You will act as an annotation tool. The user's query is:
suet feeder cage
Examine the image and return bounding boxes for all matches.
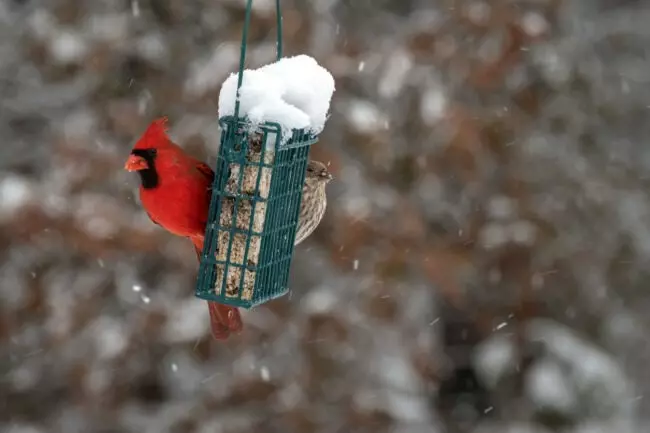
[195,0,319,308]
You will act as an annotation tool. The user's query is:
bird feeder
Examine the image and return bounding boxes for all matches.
[195,0,320,308]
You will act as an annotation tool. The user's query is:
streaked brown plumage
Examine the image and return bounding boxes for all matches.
[295,160,332,245]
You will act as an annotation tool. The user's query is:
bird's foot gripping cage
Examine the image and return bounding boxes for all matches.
[195,0,320,308]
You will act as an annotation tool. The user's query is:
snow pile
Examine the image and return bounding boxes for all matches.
[474,319,635,421]
[0,175,35,221]
[218,55,335,136]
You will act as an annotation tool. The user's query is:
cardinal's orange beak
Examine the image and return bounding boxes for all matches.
[124,154,148,172]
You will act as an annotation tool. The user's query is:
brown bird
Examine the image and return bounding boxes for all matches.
[295,160,332,245]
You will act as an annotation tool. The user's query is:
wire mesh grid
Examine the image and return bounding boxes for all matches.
[195,117,318,308]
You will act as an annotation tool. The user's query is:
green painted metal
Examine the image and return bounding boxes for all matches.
[195,0,318,308]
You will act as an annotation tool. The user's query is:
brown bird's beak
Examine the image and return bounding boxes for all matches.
[124,154,148,172]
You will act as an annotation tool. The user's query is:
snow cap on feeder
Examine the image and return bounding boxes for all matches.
[218,55,335,139]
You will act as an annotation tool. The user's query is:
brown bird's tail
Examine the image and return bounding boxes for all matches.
[192,242,243,340]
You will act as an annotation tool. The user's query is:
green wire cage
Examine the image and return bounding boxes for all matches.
[195,0,319,308]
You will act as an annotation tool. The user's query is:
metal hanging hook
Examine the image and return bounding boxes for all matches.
[233,0,284,121]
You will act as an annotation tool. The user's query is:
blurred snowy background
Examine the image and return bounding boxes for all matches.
[1,0,649,432]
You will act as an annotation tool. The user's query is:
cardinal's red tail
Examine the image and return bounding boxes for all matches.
[193,241,244,339]
[208,301,243,337]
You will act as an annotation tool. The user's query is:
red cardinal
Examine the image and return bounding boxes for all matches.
[124,117,243,340]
